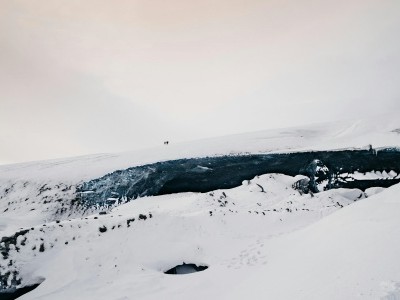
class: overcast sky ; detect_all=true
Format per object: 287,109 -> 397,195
1,0 -> 400,164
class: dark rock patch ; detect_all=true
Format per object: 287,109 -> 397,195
0,281 -> 43,300
164,263 -> 208,275
138,214 -> 147,221
98,226 -> 107,233
126,218 -> 135,227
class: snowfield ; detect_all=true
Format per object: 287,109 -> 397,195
3,175 -> 400,300
230,183 -> 400,300
1,114 -> 399,233
1,113 -> 400,183
1,114 -> 400,299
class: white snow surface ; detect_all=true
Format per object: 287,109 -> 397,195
5,174 -> 398,300
1,113 -> 399,182
1,114 -> 400,299
2,114 -> 399,234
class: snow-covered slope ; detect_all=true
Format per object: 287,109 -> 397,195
0,174 -> 367,299
1,114 -> 400,299
1,112 -> 400,182
1,114 -> 399,234
2,174 -> 399,300
229,182 -> 400,300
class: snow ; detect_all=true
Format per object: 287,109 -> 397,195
0,112 -> 399,183
4,173 -> 396,300
351,170 -> 399,180
1,114 -> 399,231
1,113 -> 400,299
229,183 -> 400,300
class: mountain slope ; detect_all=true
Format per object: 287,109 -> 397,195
1,114 -> 399,235
1,114 -> 400,299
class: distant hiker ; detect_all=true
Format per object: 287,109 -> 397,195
164,141 -> 169,145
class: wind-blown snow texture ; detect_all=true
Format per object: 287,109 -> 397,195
1,115 -> 400,299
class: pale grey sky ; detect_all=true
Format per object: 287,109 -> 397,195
1,0 -> 400,164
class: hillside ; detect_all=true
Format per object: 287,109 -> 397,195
1,115 -> 400,299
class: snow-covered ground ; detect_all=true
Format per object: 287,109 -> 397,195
230,181 -> 400,300
1,112 -> 400,182
1,114 -> 400,299
1,174 -> 399,300
1,114 -> 399,233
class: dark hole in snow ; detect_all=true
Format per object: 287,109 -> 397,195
98,226 -> 107,233
0,281 -> 43,300
164,263 -> 208,275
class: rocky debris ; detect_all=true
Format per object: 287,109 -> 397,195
0,230 -> 30,260
126,218 -> 135,227
138,214 -> 147,221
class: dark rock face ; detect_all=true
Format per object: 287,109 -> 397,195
0,230 -> 32,293
292,178 -> 311,195
305,159 -> 330,193
0,283 -> 42,300
76,148 -> 400,206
